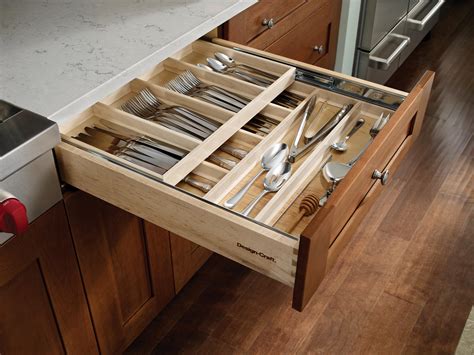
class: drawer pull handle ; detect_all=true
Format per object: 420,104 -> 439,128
369,34 -> 410,70
313,45 -> 324,54
262,18 -> 274,29
372,169 -> 389,185
407,0 -> 445,31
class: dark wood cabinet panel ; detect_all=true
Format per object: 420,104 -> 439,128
64,191 -> 175,354
224,0 -> 342,69
170,234 -> 212,292
0,202 -> 97,355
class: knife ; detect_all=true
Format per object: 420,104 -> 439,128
75,132 -> 168,174
83,128 -> 179,170
97,120 -> 188,158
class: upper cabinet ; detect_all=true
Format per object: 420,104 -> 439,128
223,0 -> 343,69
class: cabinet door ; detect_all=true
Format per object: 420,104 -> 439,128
0,202 -> 97,355
64,191 -> 175,354
170,234 -> 212,292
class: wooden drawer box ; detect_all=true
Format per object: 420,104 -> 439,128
54,38 -> 433,311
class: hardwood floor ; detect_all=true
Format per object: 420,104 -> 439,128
126,2 -> 474,353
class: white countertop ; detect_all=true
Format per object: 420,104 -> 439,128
0,0 -> 255,124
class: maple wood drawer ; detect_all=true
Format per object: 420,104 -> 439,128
54,38 -> 434,311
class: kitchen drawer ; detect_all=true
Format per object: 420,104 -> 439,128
263,1 -> 330,65
226,0 -> 327,50
225,0 -> 308,45
54,38 -> 434,311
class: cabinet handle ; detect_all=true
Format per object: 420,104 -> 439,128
372,169 -> 389,185
313,45 -> 324,54
262,18 -> 274,29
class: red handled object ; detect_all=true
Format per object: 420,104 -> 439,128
0,197 -> 28,235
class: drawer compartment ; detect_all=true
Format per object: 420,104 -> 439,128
55,38 -> 434,311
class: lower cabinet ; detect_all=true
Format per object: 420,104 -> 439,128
170,234 -> 212,292
63,190 -> 176,354
0,202 -> 98,355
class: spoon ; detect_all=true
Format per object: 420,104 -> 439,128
206,58 -> 271,86
215,52 -> 279,80
330,118 -> 365,152
197,63 -> 214,71
323,139 -> 372,183
224,143 -> 288,209
241,161 -> 292,217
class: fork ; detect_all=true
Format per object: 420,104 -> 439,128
165,70 -> 250,112
122,88 -> 220,139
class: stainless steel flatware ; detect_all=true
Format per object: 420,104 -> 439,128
214,52 -> 279,80
75,133 -> 168,174
122,88 -> 220,139
322,113 -> 390,183
288,95 -> 317,163
289,103 -> 353,162
220,144 -> 248,159
224,142 -> 289,209
330,118 -> 365,152
184,176 -> 214,193
82,128 -> 179,170
165,70 -> 250,112
95,121 -> 188,158
206,58 -> 272,86
208,154 -> 238,170
241,161 -> 292,217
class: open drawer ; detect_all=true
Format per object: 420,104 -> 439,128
55,38 -> 434,311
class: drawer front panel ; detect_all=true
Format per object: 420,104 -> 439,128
230,0 -> 308,44
227,0 -> 327,50
293,71 -> 434,310
263,2 -> 331,65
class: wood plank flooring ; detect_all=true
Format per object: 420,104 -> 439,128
126,1 -> 474,353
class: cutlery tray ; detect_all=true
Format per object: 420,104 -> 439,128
55,38 -> 434,311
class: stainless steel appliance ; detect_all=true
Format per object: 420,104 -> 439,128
354,0 -> 445,83
0,100 -> 62,244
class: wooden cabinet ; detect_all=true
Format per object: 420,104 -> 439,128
0,202 -> 97,355
63,191 -> 175,354
224,0 -> 342,69
169,234 -> 212,292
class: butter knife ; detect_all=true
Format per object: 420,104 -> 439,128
83,128 -> 179,170
97,120 -> 188,158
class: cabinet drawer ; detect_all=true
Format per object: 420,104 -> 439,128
226,0 -> 308,45
226,0 -> 327,50
263,1 -> 330,65
54,38 -> 434,311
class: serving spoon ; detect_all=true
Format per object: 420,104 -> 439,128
241,161 -> 292,217
330,118 -> 365,152
224,143 -> 288,209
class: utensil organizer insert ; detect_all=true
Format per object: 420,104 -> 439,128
57,36 -> 433,311
61,39 -> 395,236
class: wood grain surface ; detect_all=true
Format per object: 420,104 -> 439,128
126,1 -> 474,353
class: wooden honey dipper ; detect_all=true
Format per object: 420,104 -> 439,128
288,194 -> 320,233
